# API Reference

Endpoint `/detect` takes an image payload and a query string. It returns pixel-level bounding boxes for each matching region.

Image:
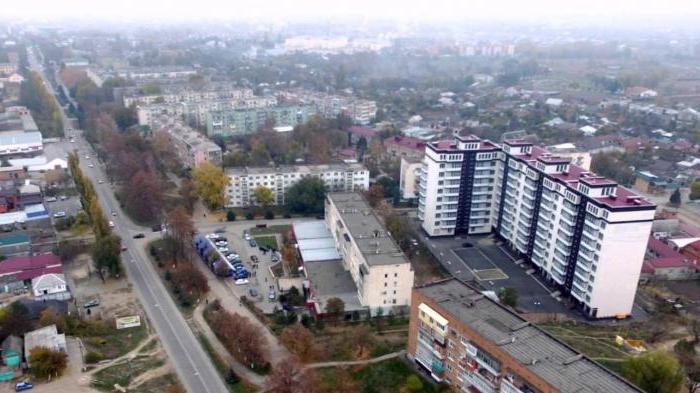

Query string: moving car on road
[133,233,145,239]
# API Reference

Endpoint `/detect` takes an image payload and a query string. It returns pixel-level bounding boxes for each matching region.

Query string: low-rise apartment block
[124,88,255,107]
[206,105,316,137]
[418,135,656,319]
[408,279,642,392]
[225,163,369,207]
[277,89,377,125]
[325,192,414,316]
[151,116,221,169]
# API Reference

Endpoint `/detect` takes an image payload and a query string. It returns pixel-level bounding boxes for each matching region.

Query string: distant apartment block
[116,66,197,81]
[277,89,377,125]
[399,156,422,200]
[0,62,18,75]
[418,136,656,319]
[225,163,369,207]
[206,105,316,137]
[408,279,642,392]
[325,192,414,316]
[123,88,255,108]
[384,135,427,160]
[151,116,221,169]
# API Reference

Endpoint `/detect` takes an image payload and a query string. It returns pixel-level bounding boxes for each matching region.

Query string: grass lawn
[92,355,165,391]
[250,225,290,236]
[81,324,148,360]
[253,235,278,249]
[137,338,158,355]
[197,333,257,393]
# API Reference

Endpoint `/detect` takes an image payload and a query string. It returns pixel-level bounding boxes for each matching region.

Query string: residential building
[641,236,699,280]
[383,135,427,160]
[325,192,415,316]
[400,156,422,200]
[24,325,66,366]
[225,162,369,208]
[151,116,221,169]
[418,136,656,318]
[0,63,17,75]
[124,88,255,107]
[546,143,592,170]
[206,105,316,137]
[0,232,30,256]
[277,89,377,125]
[633,171,667,194]
[407,279,643,392]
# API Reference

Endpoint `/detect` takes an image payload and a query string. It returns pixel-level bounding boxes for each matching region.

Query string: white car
[217,247,229,253]
[85,155,90,159]
[111,211,117,217]
[243,233,251,240]
[108,221,115,228]
[45,197,57,202]
[215,241,228,247]
[206,233,218,239]
[53,211,66,218]
[60,195,68,200]
[98,179,104,184]
[234,278,249,285]
[88,164,94,168]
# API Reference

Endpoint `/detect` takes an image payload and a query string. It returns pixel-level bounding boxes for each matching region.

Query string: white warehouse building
[226,163,369,208]
[418,135,656,319]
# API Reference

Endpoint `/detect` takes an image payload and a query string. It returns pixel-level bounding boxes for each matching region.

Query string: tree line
[68,152,121,280]
[19,71,63,137]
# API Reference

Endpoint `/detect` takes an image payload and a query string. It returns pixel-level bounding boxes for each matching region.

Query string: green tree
[285,177,327,215]
[226,210,236,222]
[622,351,683,393]
[254,186,275,208]
[669,188,682,207]
[92,234,122,281]
[356,136,368,161]
[691,181,700,201]
[112,106,138,130]
[29,346,68,379]
[405,375,424,392]
[325,297,345,321]
[376,176,400,203]
[498,287,518,308]
[192,161,228,209]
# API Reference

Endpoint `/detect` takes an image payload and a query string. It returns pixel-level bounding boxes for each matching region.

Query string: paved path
[304,350,405,369]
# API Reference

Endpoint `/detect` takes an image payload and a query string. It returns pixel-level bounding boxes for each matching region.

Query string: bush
[164,270,172,281]
[405,375,424,392]
[245,212,255,220]
[264,210,274,219]
[84,351,103,364]
[226,210,236,222]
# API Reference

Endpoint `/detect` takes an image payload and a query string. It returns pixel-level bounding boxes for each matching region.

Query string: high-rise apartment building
[418,136,656,318]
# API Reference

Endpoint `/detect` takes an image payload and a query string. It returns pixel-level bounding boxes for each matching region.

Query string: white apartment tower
[418,136,656,319]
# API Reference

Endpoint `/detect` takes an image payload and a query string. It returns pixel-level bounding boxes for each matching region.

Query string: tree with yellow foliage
[191,161,228,209]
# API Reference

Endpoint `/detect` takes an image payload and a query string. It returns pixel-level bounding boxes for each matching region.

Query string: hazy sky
[6,0,700,24]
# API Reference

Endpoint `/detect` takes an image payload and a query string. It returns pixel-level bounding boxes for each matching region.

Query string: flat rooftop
[304,260,364,312]
[227,162,366,176]
[328,192,410,267]
[418,279,642,393]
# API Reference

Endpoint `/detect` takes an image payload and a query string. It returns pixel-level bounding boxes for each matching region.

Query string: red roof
[348,126,377,138]
[383,135,426,151]
[644,236,696,269]
[0,254,63,281]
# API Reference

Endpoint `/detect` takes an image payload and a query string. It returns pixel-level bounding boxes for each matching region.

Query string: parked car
[462,242,474,248]
[268,286,276,301]
[215,241,228,247]
[206,233,218,239]
[98,179,104,184]
[251,255,259,263]
[271,254,279,263]
[87,164,94,168]
[248,288,259,297]
[235,270,250,279]
[45,196,57,202]
[83,299,100,308]
[214,228,226,233]
[133,233,145,239]
[249,239,257,247]
[15,382,34,392]
[59,195,68,200]
[108,221,115,228]
[151,224,162,232]
[111,211,117,216]
[217,247,230,253]
[234,278,249,285]
[53,211,66,218]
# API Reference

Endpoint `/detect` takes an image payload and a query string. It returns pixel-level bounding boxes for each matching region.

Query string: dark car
[248,288,259,297]
[462,242,474,248]
[215,228,226,233]
[251,255,259,263]
[249,239,257,247]
[133,233,145,239]
[84,299,100,308]
[151,224,162,232]
[15,382,34,392]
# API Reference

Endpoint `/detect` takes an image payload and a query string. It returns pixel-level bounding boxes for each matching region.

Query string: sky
[5,0,700,24]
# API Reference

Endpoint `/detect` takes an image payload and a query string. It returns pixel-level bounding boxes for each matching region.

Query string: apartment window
[384,282,387,287]
[394,273,398,277]
[384,274,388,278]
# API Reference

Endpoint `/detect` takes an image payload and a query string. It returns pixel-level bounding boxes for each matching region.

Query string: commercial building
[225,162,369,208]
[151,116,221,169]
[0,131,42,157]
[206,105,316,137]
[407,279,643,392]
[418,136,656,319]
[325,192,415,316]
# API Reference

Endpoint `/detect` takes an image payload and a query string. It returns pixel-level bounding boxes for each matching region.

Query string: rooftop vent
[510,321,530,331]
[497,336,516,346]
[563,354,583,365]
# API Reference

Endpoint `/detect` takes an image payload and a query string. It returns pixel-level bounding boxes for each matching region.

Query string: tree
[325,297,345,320]
[498,287,518,308]
[691,181,700,201]
[171,264,209,298]
[285,177,327,215]
[123,169,164,223]
[0,301,32,340]
[686,362,700,393]
[376,176,400,203]
[29,346,68,380]
[405,375,424,392]
[267,357,320,393]
[226,210,236,222]
[254,186,275,208]
[92,234,122,280]
[38,308,66,333]
[622,351,683,393]
[179,179,198,213]
[669,188,682,207]
[280,324,320,362]
[365,185,385,207]
[112,106,138,130]
[192,161,228,209]
[165,207,194,263]
[357,136,368,161]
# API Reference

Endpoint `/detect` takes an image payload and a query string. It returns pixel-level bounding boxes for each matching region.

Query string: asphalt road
[28,47,228,393]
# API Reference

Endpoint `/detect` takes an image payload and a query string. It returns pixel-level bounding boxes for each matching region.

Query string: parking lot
[44,195,82,218]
